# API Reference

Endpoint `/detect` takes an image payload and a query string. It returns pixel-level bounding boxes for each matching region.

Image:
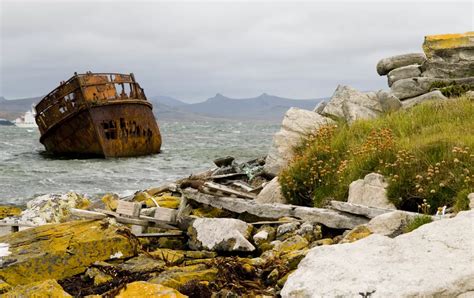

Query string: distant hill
[0,93,326,122]
[177,93,323,121]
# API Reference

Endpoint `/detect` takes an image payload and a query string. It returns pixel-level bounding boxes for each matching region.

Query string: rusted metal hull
[40,101,161,158]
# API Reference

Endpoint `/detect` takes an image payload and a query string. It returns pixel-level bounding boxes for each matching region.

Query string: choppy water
[0,121,279,205]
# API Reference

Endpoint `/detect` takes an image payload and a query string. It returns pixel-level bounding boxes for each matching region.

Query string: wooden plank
[203,181,257,200]
[0,222,37,227]
[70,208,107,220]
[231,181,254,192]
[154,206,177,223]
[133,231,184,237]
[94,209,149,226]
[183,189,368,230]
[116,200,141,217]
[210,173,247,180]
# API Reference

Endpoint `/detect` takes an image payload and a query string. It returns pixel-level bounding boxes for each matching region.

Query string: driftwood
[183,189,368,229]
[203,181,257,200]
[330,200,396,219]
[133,231,184,237]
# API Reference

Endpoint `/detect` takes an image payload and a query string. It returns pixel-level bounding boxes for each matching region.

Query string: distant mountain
[177,93,323,121]
[148,95,188,107]
[0,96,42,120]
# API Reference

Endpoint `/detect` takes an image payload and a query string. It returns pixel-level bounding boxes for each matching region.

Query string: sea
[0,121,279,205]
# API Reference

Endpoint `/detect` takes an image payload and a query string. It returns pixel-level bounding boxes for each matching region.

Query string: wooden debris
[231,181,254,192]
[250,219,303,225]
[183,189,368,229]
[146,183,177,196]
[203,181,257,200]
[70,208,107,220]
[210,173,247,180]
[116,201,141,217]
[154,206,177,223]
[330,200,397,219]
[133,231,184,237]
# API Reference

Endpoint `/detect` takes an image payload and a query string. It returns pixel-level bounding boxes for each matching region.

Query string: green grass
[279,96,474,212]
[403,215,433,233]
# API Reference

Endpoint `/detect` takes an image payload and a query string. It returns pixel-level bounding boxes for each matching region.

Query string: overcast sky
[1,1,472,102]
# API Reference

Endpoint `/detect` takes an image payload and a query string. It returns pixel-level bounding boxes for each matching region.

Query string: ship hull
[40,101,161,158]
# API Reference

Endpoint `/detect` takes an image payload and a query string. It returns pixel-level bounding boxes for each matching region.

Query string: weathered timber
[93,209,177,229]
[330,200,397,218]
[146,183,178,196]
[203,181,257,200]
[70,208,108,220]
[133,231,184,237]
[231,181,254,192]
[116,200,142,217]
[183,189,368,229]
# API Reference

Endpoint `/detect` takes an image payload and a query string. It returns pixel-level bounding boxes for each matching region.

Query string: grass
[279,96,474,213]
[403,215,433,233]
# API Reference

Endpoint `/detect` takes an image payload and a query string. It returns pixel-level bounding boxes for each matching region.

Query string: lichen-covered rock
[253,225,276,247]
[101,193,119,211]
[0,280,11,294]
[187,218,254,252]
[116,281,186,298]
[340,225,372,243]
[401,90,447,109]
[147,195,181,209]
[296,222,322,242]
[276,222,301,240]
[376,90,402,112]
[348,173,396,209]
[321,85,383,123]
[367,210,417,237]
[118,254,166,273]
[149,249,185,265]
[423,32,474,61]
[2,192,91,226]
[264,108,334,176]
[0,219,135,285]
[421,60,474,78]
[256,177,286,204]
[273,235,309,254]
[282,211,474,297]
[387,64,421,87]
[148,266,217,289]
[376,53,426,76]
[85,267,113,286]
[2,279,71,298]
[0,207,21,220]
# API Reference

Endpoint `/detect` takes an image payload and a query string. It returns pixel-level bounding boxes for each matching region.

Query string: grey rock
[376,90,402,112]
[421,60,474,78]
[256,177,287,204]
[282,210,474,297]
[264,108,334,176]
[392,76,474,100]
[348,173,396,209]
[401,90,448,109]
[387,64,421,87]
[187,218,255,251]
[366,210,417,237]
[469,193,474,210]
[466,91,474,99]
[183,189,368,229]
[277,221,301,239]
[376,53,426,76]
[330,200,398,219]
[321,85,383,123]
[313,101,327,114]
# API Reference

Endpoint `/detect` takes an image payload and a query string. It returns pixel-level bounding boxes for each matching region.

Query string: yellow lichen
[341,225,372,243]
[2,279,72,298]
[423,32,474,58]
[116,281,187,298]
[0,206,22,219]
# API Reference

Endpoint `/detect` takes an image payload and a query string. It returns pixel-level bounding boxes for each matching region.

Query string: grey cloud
[1,1,472,102]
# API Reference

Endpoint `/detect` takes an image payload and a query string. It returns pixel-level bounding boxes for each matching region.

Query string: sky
[0,1,472,103]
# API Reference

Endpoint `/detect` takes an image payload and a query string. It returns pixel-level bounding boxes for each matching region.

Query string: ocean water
[0,121,279,205]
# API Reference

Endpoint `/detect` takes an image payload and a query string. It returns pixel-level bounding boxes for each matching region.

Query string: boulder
[264,108,334,176]
[116,281,186,298]
[2,192,91,226]
[391,76,474,100]
[0,219,135,285]
[281,210,474,297]
[2,279,71,297]
[376,53,426,75]
[313,101,327,114]
[256,177,286,204]
[253,225,276,247]
[340,225,372,243]
[366,210,417,237]
[387,64,421,87]
[347,173,396,209]
[276,221,301,240]
[321,85,383,123]
[187,218,255,251]
[469,193,474,209]
[423,32,474,61]
[466,90,474,99]
[376,90,402,112]
[148,266,217,289]
[401,90,447,109]
[421,60,474,78]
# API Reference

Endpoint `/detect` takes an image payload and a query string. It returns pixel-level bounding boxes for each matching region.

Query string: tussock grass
[279,96,474,212]
[403,215,433,233]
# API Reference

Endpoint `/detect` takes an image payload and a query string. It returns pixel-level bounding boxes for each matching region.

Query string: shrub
[430,81,474,97]
[403,215,433,233]
[279,97,474,212]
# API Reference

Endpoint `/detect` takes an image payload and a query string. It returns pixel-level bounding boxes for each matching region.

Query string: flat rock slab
[330,200,396,219]
[0,219,135,286]
[281,210,474,297]
[376,53,426,75]
[183,189,368,229]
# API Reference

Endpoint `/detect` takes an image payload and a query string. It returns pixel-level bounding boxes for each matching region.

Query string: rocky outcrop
[366,210,417,237]
[376,90,402,112]
[282,210,474,297]
[3,280,72,297]
[469,193,474,209]
[347,173,396,209]
[321,85,383,123]
[187,218,255,252]
[116,281,186,297]
[256,177,286,204]
[401,90,447,109]
[0,219,135,285]
[378,32,474,104]
[264,108,334,176]
[376,53,426,76]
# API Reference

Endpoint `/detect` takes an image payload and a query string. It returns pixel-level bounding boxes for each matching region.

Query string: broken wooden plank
[154,206,177,223]
[182,189,368,229]
[0,222,37,227]
[231,181,254,192]
[116,200,141,217]
[330,200,396,219]
[94,209,150,226]
[70,208,108,220]
[203,181,257,200]
[210,172,247,180]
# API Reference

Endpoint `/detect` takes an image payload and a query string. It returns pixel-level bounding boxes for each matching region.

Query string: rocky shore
[0,32,473,297]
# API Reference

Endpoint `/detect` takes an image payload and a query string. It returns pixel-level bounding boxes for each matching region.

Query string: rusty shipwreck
[35,72,161,157]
